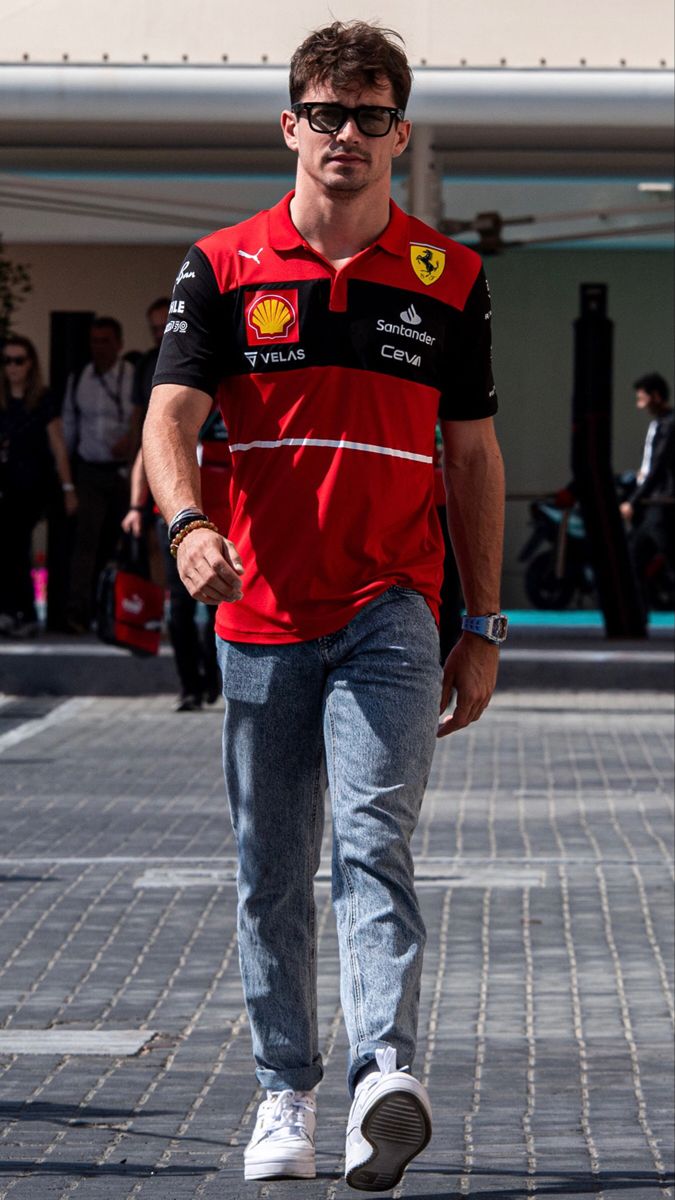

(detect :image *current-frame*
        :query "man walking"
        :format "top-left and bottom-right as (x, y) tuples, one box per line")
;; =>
(143, 20), (506, 1190)
(620, 372), (674, 609)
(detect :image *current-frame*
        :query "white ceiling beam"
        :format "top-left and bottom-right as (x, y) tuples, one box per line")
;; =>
(1, 66), (672, 141)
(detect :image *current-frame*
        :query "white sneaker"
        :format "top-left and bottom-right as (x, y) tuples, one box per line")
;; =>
(244, 1088), (316, 1181)
(345, 1046), (432, 1192)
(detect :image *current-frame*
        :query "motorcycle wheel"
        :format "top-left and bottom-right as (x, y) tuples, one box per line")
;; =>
(524, 551), (576, 610)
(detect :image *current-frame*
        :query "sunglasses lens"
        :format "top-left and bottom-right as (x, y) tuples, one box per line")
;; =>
(307, 104), (344, 133)
(356, 108), (393, 135)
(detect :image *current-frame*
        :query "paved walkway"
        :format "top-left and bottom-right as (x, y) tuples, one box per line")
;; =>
(0, 688), (673, 1199)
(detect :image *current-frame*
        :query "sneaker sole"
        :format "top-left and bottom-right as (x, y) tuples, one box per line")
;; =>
(244, 1157), (316, 1181)
(346, 1089), (432, 1192)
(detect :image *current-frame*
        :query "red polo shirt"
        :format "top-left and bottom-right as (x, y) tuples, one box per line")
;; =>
(154, 192), (497, 643)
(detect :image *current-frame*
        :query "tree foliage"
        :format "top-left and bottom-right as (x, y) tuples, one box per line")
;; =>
(0, 236), (32, 344)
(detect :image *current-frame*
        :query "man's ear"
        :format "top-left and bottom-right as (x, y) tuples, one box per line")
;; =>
(392, 119), (412, 159)
(281, 109), (300, 153)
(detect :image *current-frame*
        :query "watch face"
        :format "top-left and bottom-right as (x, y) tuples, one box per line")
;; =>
(492, 616), (508, 642)
(461, 614), (508, 642)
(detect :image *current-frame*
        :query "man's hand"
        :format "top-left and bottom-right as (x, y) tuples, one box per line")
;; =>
(121, 509), (143, 538)
(437, 632), (499, 737)
(63, 489), (79, 518)
(620, 500), (634, 523)
(176, 529), (244, 604)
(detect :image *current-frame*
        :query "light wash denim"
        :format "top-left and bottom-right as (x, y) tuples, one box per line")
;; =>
(217, 586), (442, 1096)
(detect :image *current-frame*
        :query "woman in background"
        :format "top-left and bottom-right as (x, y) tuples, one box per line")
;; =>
(0, 335), (77, 636)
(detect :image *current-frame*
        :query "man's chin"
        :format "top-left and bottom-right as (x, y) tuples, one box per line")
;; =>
(321, 171), (369, 195)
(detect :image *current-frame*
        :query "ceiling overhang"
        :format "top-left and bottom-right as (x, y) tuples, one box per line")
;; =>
(1, 64), (672, 160)
(1, 65), (672, 246)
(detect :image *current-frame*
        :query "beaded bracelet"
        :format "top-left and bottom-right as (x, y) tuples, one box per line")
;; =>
(170, 519), (219, 559)
(168, 508), (207, 543)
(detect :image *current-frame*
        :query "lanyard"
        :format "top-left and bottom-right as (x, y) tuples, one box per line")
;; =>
(96, 361), (125, 418)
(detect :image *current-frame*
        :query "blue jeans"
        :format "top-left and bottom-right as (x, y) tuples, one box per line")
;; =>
(217, 586), (442, 1096)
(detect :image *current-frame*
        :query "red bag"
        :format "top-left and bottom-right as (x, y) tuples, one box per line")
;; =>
(96, 536), (164, 657)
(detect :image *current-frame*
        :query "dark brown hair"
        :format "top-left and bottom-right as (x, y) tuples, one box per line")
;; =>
(289, 21), (413, 112)
(147, 297), (170, 317)
(633, 372), (670, 403)
(0, 334), (44, 412)
(92, 316), (123, 343)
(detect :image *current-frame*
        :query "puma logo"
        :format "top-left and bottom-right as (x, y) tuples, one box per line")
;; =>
(238, 247), (264, 264)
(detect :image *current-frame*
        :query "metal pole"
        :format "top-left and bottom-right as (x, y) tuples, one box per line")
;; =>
(408, 125), (441, 228)
(571, 283), (646, 638)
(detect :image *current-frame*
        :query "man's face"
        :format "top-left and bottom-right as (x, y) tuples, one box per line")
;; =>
(90, 327), (121, 372)
(148, 306), (169, 348)
(635, 388), (665, 417)
(281, 79), (411, 198)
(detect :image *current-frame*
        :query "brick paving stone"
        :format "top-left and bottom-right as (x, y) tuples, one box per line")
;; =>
(0, 689), (673, 1200)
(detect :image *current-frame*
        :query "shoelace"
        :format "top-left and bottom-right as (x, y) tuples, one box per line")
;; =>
(356, 1046), (406, 1096)
(259, 1090), (315, 1140)
(351, 1047), (410, 1125)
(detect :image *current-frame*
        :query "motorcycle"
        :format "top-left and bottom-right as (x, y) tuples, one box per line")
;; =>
(520, 475), (675, 611)
(519, 486), (594, 609)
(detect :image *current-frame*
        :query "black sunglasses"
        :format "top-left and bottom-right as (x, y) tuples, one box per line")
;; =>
(3, 354), (29, 366)
(291, 102), (405, 138)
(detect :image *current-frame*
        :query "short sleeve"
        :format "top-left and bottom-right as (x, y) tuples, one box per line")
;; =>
(438, 267), (498, 421)
(152, 245), (224, 398)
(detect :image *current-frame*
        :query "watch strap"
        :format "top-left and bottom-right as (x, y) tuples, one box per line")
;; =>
(461, 613), (508, 644)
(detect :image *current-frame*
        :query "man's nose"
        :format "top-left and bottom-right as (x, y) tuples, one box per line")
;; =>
(335, 115), (361, 141)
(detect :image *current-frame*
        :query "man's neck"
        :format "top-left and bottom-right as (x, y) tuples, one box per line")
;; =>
(290, 182), (391, 267)
(93, 358), (118, 377)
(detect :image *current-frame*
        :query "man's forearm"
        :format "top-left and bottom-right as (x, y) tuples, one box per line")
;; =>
(128, 449), (150, 509)
(443, 435), (505, 613)
(142, 385), (210, 523)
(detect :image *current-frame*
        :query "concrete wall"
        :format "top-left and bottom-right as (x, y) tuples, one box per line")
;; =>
(3, 0), (673, 67)
(9, 243), (181, 367)
(486, 249), (674, 603)
(8, 241), (673, 607)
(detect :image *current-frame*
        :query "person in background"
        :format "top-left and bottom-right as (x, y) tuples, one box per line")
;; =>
(0, 335), (77, 637)
(122, 297), (222, 711)
(122, 432), (223, 714)
(125, 297), (171, 586)
(129, 297), (171, 456)
(62, 317), (135, 632)
(620, 372), (675, 609)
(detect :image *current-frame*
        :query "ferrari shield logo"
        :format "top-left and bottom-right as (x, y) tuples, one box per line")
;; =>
(410, 243), (446, 286)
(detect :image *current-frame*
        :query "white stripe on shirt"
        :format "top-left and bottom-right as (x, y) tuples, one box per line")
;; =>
(228, 437), (433, 464)
(637, 419), (658, 485)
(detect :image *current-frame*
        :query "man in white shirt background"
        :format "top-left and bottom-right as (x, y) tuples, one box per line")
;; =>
(620, 371), (675, 611)
(62, 316), (135, 632)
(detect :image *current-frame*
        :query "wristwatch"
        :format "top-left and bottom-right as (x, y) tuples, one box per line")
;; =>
(461, 613), (509, 645)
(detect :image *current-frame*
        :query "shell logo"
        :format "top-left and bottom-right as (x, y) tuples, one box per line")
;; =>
(246, 292), (298, 342)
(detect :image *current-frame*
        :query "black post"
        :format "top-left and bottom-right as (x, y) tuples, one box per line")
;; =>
(571, 284), (646, 638)
(49, 310), (93, 409)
